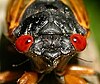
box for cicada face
[7,0,89,73]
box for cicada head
[11,1,88,72]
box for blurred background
[84,0,100,55]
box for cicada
[0,0,98,84]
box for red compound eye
[70,34,87,52]
[15,35,33,53]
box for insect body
[1,0,96,84]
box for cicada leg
[64,74,87,84]
[0,71,23,83]
[17,72,38,84]
[64,65,95,84]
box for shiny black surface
[13,1,87,73]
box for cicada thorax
[6,0,35,40]
[6,0,90,39]
[61,0,90,37]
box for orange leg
[64,65,95,84]
[0,71,23,83]
[17,72,38,84]
[65,65,95,76]
[64,74,87,84]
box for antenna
[12,59,30,67]
[76,57,93,63]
